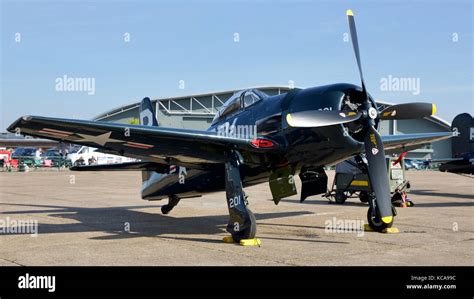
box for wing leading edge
[7,115,272,169]
[381,132,453,155]
[8,115,453,167]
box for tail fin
[139,97,160,185]
[139,97,158,126]
[451,113,473,159]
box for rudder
[451,113,473,159]
[139,97,160,184]
[139,97,159,127]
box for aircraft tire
[231,209,257,242]
[335,191,347,204]
[161,205,173,215]
[359,191,369,203]
[367,206,393,232]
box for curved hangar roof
[93,86,451,130]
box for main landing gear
[224,152,257,243]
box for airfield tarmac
[0,170,472,266]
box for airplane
[7,10,453,243]
[427,113,473,175]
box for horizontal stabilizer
[70,161,169,172]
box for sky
[1,0,473,130]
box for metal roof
[93,86,288,120]
[93,86,451,130]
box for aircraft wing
[0,138,59,148]
[7,115,273,168]
[427,157,465,163]
[381,132,453,155]
[69,161,170,172]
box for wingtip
[6,126,15,133]
[432,103,437,116]
[6,115,33,133]
[346,9,353,16]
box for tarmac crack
[0,257,24,266]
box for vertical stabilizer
[139,97,159,127]
[451,113,473,159]
[139,97,159,184]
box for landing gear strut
[225,151,257,242]
[161,195,181,214]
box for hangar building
[93,86,452,160]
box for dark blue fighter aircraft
[428,113,474,175]
[8,10,452,242]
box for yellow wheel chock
[222,236,261,246]
[364,224,399,234]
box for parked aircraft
[8,10,452,242]
[428,113,473,175]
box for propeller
[379,102,436,120]
[286,110,362,128]
[285,9,440,224]
[346,9,392,223]
[363,124,392,222]
[346,9,368,102]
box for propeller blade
[286,110,362,128]
[364,125,393,222]
[380,102,437,120]
[346,9,367,101]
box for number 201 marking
[229,195,241,208]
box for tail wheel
[335,191,347,204]
[367,206,393,232]
[231,209,257,243]
[359,191,369,203]
[161,205,173,215]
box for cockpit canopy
[212,89,268,124]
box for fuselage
[142,83,376,200]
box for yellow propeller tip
[286,113,293,126]
[432,103,437,116]
[346,9,354,16]
[381,216,393,224]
